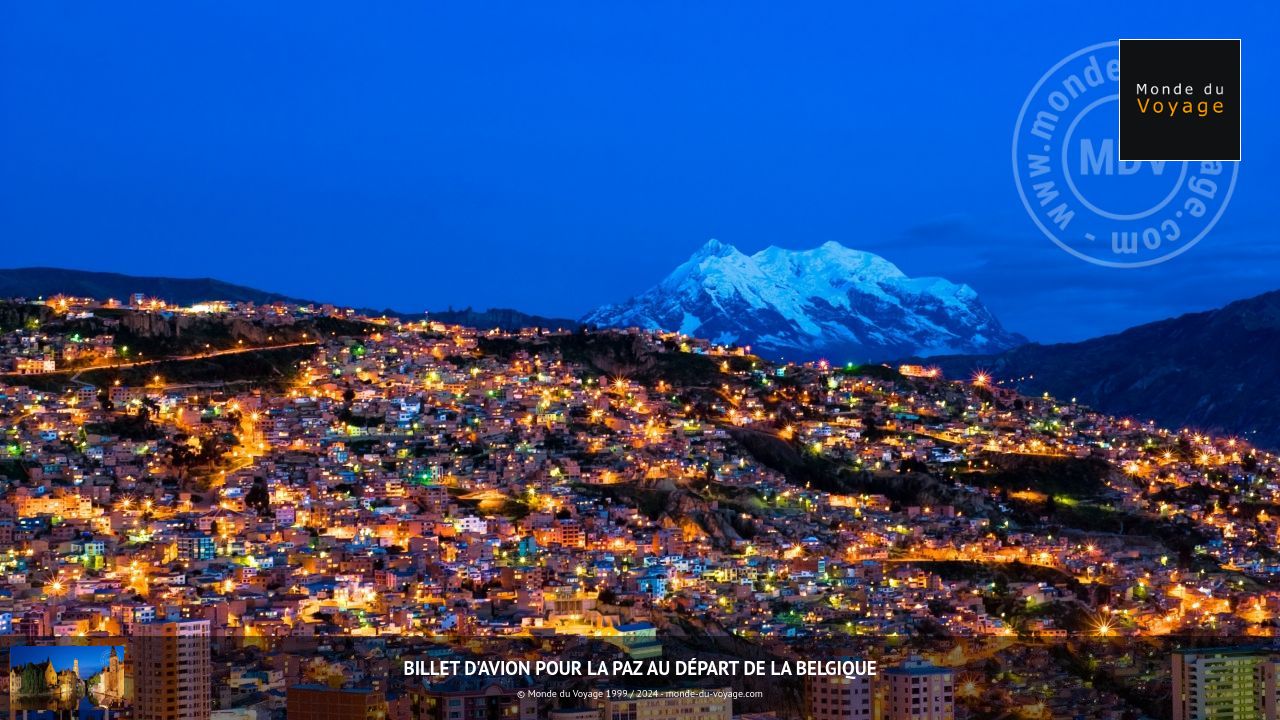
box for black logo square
[1119,39,1240,161]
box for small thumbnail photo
[8,645,129,720]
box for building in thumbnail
[288,685,385,720]
[132,619,212,720]
[93,646,129,706]
[883,657,953,720]
[1173,647,1275,720]
[805,673,873,720]
[9,657,82,702]
[596,688,731,720]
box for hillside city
[2,293,1279,720]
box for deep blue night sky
[1,1,1276,343]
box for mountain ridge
[0,267,298,306]
[583,239,1025,362]
[7,265,1280,445]
[0,267,575,332]
[922,289,1280,447]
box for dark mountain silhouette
[924,290,1280,448]
[0,268,573,331]
[0,267,299,306]
[426,307,576,330]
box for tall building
[287,685,385,720]
[883,657,953,720]
[596,687,732,720]
[805,673,873,720]
[132,619,212,720]
[1260,658,1280,720]
[177,534,217,562]
[1172,648,1273,720]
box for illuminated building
[883,657,953,720]
[596,688,731,720]
[415,678,535,720]
[132,619,211,720]
[1260,658,1280,720]
[288,685,385,720]
[897,365,940,379]
[805,673,873,720]
[177,534,217,561]
[1173,648,1274,720]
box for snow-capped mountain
[582,239,1025,361]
